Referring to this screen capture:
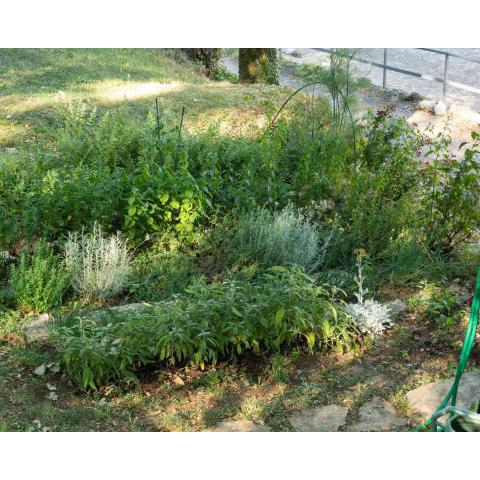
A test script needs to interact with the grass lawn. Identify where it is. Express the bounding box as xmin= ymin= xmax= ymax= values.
xmin=0 ymin=48 xmax=298 ymax=148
